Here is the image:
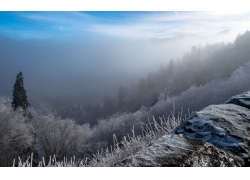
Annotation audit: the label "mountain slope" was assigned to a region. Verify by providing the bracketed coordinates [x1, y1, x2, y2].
[115, 91, 250, 167]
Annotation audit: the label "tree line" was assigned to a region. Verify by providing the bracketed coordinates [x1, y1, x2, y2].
[1, 30, 250, 166]
[42, 31, 250, 127]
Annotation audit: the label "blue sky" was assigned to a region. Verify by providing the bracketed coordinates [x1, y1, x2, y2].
[0, 11, 250, 40]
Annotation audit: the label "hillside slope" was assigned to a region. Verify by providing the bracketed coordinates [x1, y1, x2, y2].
[116, 91, 250, 167]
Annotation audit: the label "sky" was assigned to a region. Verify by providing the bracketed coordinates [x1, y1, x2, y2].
[0, 11, 249, 40]
[1, 10, 250, 106]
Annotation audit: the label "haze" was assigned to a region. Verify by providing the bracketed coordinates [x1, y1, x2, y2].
[0, 11, 249, 110]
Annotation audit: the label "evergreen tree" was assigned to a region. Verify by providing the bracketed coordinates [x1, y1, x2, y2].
[12, 71, 30, 111]
[117, 85, 128, 108]
[167, 59, 174, 77]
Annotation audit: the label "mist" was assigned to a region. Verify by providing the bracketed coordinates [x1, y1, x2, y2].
[0, 30, 239, 107]
[1, 24, 250, 166]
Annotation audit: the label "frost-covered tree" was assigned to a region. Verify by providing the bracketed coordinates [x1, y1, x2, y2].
[0, 96, 33, 166]
[12, 71, 30, 111]
[117, 85, 128, 108]
[234, 30, 250, 49]
[32, 114, 91, 160]
[167, 59, 174, 77]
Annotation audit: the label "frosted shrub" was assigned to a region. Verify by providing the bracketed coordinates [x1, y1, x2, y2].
[0, 96, 12, 113]
[31, 114, 91, 161]
[0, 97, 33, 166]
[14, 109, 186, 167]
[92, 110, 145, 149]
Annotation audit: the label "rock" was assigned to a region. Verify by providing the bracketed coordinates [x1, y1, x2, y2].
[115, 91, 250, 167]
[173, 104, 250, 159]
[225, 91, 250, 109]
[182, 141, 245, 167]
[116, 135, 198, 167]
[115, 134, 244, 167]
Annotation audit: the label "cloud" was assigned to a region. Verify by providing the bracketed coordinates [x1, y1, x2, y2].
[84, 11, 250, 39]
[1, 11, 250, 40]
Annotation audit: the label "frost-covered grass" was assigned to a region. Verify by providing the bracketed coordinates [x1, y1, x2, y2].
[14, 153, 86, 167]
[13, 110, 186, 167]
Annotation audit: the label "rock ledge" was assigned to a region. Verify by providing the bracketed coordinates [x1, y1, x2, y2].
[115, 91, 250, 167]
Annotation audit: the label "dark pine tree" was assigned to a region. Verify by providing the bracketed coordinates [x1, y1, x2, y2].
[12, 71, 30, 111]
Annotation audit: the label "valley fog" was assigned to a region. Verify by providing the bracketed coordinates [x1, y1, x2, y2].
[0, 30, 239, 110]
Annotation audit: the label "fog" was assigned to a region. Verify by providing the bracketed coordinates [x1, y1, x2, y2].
[0, 30, 239, 104]
[1, 28, 250, 166]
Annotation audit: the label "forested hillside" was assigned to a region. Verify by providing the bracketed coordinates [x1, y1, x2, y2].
[1, 31, 250, 167]
[40, 31, 250, 126]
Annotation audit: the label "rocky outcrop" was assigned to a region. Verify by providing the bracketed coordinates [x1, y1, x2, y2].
[116, 134, 245, 167]
[174, 104, 250, 159]
[226, 91, 250, 109]
[116, 91, 250, 167]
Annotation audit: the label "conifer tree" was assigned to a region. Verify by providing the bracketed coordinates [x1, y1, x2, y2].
[12, 71, 30, 111]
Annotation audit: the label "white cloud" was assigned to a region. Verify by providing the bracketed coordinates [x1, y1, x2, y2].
[87, 11, 250, 39]
[13, 11, 250, 39]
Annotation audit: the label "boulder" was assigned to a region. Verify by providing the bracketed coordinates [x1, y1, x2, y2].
[226, 91, 250, 109]
[115, 91, 250, 167]
[115, 134, 244, 167]
[173, 104, 250, 159]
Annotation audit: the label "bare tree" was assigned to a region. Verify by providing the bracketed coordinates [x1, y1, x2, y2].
[32, 114, 91, 160]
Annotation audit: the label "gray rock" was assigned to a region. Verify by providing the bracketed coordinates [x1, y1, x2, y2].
[173, 104, 250, 159]
[116, 91, 250, 167]
[115, 134, 244, 167]
[182, 141, 244, 167]
[226, 91, 250, 109]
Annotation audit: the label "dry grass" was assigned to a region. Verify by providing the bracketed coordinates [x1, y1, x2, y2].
[13, 108, 187, 167]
